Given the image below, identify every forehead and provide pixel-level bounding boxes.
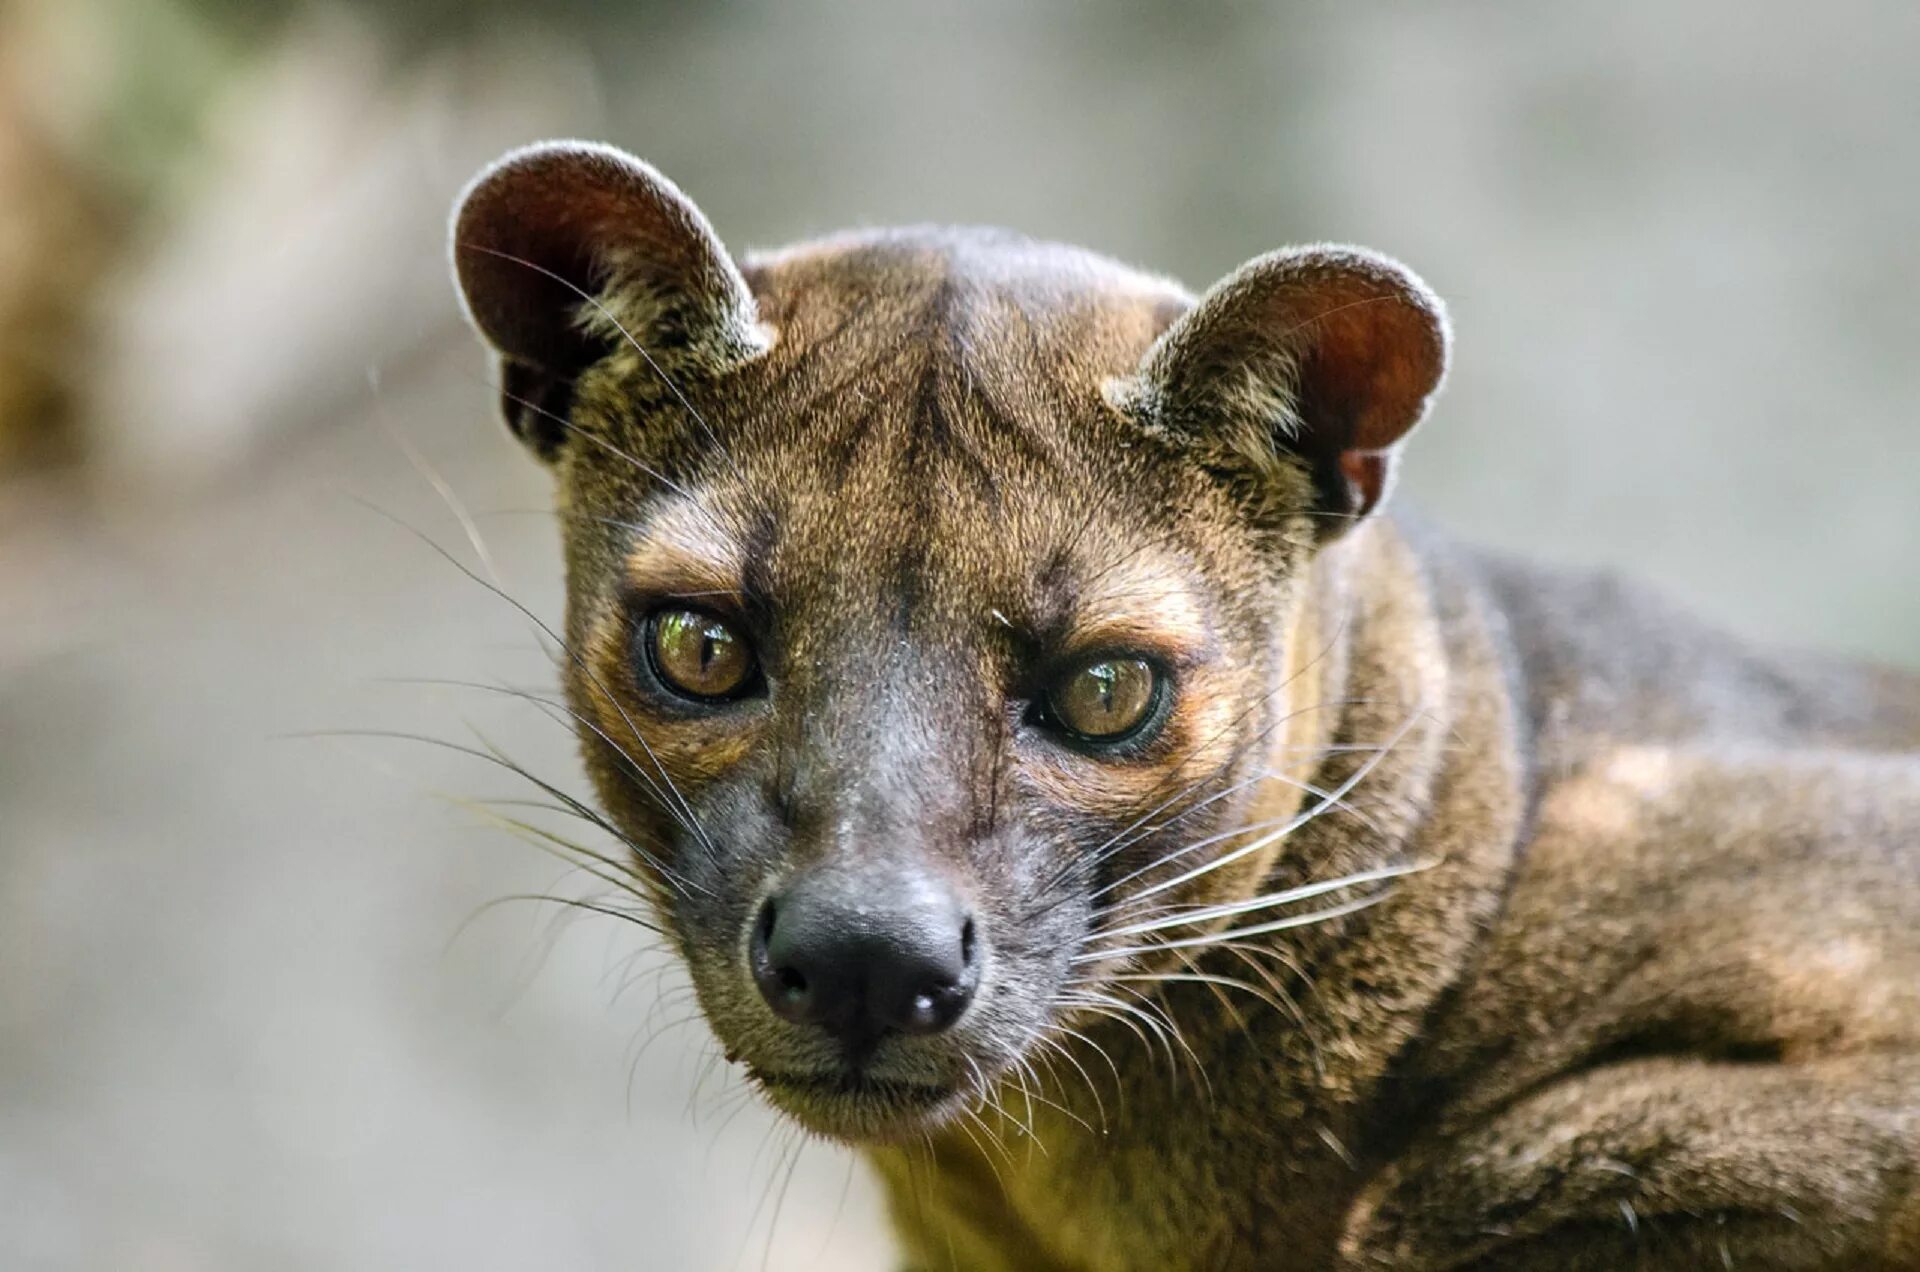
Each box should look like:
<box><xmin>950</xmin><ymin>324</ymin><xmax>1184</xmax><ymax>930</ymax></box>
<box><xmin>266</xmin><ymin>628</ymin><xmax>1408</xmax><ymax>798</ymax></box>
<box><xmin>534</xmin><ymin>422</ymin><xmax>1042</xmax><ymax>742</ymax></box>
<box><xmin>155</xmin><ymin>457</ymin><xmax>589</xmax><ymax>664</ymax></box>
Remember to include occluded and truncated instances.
<box><xmin>741</xmin><ymin>226</ymin><xmax>1191</xmax><ymax>386</ymax></box>
<box><xmin>727</xmin><ymin>231</ymin><xmax>1203</xmax><ymax>608</ymax></box>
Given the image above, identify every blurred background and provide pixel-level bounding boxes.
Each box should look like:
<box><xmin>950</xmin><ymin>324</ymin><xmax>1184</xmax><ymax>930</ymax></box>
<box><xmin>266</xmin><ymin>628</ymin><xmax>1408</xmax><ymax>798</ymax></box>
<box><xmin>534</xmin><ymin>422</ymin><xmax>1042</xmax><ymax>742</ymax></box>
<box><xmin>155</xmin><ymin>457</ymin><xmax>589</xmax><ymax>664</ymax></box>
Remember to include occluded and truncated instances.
<box><xmin>3</xmin><ymin>1</ymin><xmax>1917</xmax><ymax>1268</ymax></box>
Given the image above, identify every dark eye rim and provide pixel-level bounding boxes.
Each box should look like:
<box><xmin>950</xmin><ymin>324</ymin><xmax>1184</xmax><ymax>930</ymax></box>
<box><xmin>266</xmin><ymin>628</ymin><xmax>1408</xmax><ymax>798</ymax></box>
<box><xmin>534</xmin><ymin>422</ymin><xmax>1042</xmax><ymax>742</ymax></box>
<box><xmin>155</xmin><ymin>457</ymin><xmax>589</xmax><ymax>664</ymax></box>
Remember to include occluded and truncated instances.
<box><xmin>636</xmin><ymin>604</ymin><xmax>766</xmax><ymax>706</ymax></box>
<box><xmin>1028</xmin><ymin>653</ymin><xmax>1173</xmax><ymax>755</ymax></box>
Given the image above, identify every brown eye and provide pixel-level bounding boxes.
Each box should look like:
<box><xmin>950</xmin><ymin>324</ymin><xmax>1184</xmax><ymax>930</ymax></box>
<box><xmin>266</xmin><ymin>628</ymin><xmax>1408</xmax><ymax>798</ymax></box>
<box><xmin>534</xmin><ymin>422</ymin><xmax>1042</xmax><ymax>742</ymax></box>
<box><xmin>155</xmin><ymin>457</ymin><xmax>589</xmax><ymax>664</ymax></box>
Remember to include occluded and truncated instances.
<box><xmin>1046</xmin><ymin>657</ymin><xmax>1162</xmax><ymax>744</ymax></box>
<box><xmin>646</xmin><ymin>608</ymin><xmax>756</xmax><ymax>701</ymax></box>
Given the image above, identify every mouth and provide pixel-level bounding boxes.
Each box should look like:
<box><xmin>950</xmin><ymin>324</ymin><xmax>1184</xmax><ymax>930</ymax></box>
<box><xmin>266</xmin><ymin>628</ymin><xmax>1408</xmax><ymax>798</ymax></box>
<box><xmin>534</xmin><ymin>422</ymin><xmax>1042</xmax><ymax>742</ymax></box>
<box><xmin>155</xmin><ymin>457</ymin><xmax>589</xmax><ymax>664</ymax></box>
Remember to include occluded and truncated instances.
<box><xmin>747</xmin><ymin>1066</ymin><xmax>966</xmax><ymax>1141</ymax></box>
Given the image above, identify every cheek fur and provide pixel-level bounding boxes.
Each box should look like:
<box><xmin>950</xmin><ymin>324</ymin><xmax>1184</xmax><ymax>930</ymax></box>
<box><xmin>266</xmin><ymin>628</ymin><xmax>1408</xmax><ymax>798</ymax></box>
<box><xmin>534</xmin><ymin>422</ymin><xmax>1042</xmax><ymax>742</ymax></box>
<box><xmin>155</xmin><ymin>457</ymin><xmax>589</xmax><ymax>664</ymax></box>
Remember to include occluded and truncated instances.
<box><xmin>572</xmin><ymin>608</ymin><xmax>766</xmax><ymax>814</ymax></box>
<box><xmin>1016</xmin><ymin>659</ymin><xmax>1261</xmax><ymax>823</ymax></box>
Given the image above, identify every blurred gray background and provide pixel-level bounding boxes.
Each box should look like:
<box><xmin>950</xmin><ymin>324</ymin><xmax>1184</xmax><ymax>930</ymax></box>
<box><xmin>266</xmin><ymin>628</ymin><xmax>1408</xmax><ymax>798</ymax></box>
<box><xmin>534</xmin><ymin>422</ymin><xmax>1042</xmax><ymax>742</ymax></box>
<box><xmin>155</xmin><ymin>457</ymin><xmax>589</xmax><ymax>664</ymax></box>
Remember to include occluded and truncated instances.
<box><xmin>2</xmin><ymin>1</ymin><xmax>1917</xmax><ymax>1269</ymax></box>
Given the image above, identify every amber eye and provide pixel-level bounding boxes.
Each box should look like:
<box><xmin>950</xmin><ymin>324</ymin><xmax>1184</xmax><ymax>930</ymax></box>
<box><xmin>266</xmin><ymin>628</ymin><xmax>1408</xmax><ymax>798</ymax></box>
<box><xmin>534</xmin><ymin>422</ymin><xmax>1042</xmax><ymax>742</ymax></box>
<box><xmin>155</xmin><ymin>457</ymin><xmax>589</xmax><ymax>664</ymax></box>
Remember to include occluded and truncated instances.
<box><xmin>645</xmin><ymin>607</ymin><xmax>757</xmax><ymax>701</ymax></box>
<box><xmin>1044</xmin><ymin>657</ymin><xmax>1163</xmax><ymax>744</ymax></box>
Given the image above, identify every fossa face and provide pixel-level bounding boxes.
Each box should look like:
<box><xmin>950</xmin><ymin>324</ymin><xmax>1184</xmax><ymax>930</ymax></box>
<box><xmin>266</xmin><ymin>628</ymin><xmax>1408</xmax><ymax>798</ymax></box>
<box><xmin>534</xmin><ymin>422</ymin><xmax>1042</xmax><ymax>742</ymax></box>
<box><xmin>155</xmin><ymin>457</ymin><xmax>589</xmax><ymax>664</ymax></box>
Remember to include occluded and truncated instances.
<box><xmin>453</xmin><ymin>142</ymin><xmax>1446</xmax><ymax>1142</ymax></box>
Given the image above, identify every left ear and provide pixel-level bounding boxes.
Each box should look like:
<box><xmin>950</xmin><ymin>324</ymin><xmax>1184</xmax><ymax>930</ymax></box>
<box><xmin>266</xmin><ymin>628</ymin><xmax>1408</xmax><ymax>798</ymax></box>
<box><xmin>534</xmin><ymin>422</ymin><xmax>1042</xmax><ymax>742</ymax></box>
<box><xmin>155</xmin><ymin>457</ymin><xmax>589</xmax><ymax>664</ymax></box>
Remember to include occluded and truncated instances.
<box><xmin>1114</xmin><ymin>245</ymin><xmax>1448</xmax><ymax>536</ymax></box>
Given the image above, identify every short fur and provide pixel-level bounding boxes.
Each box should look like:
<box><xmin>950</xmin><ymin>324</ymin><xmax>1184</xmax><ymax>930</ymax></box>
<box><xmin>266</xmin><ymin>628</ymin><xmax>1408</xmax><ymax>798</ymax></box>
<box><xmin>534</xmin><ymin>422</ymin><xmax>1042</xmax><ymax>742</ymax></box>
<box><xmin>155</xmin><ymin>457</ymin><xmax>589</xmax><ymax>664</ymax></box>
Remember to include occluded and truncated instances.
<box><xmin>451</xmin><ymin>142</ymin><xmax>1920</xmax><ymax>1270</ymax></box>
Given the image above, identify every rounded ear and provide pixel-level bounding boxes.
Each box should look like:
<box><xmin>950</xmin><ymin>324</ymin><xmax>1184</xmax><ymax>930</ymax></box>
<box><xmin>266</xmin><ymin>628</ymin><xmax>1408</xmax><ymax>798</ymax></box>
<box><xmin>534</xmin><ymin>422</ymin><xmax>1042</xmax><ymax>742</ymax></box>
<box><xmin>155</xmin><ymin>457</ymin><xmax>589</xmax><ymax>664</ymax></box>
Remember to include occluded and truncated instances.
<box><xmin>1116</xmin><ymin>245</ymin><xmax>1448</xmax><ymax>535</ymax></box>
<box><xmin>449</xmin><ymin>140</ymin><xmax>767</xmax><ymax>460</ymax></box>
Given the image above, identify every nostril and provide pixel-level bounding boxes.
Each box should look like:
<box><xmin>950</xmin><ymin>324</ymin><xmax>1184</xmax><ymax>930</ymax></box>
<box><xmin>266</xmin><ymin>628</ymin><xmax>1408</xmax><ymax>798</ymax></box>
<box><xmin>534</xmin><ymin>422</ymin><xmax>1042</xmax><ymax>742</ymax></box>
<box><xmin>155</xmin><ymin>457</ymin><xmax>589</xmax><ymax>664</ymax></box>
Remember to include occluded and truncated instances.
<box><xmin>752</xmin><ymin>896</ymin><xmax>824</xmax><ymax>1026</ymax></box>
<box><xmin>960</xmin><ymin>915</ymin><xmax>977</xmax><ymax>967</ymax></box>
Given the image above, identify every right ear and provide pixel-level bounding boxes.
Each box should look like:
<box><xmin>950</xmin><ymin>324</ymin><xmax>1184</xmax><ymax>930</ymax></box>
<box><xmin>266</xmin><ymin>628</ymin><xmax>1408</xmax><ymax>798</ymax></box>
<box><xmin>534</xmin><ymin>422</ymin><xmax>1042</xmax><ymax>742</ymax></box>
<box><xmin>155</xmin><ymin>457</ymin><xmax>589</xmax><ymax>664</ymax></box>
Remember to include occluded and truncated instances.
<box><xmin>450</xmin><ymin>141</ymin><xmax>768</xmax><ymax>461</ymax></box>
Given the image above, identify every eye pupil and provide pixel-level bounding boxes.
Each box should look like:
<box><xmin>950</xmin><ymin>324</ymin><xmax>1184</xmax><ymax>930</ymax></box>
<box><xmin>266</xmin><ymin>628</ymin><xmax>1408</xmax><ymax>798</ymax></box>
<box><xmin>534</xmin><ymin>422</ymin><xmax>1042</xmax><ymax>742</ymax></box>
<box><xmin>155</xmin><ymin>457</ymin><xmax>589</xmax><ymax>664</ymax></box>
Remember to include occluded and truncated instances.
<box><xmin>1094</xmin><ymin>664</ymin><xmax>1117</xmax><ymax>712</ymax></box>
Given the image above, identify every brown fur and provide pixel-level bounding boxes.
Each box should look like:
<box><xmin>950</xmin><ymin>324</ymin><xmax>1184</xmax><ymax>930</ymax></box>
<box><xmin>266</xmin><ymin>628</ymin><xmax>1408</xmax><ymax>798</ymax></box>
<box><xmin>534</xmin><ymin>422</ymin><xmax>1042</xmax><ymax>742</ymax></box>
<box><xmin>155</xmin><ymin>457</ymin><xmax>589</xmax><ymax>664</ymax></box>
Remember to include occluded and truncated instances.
<box><xmin>451</xmin><ymin>142</ymin><xmax>1920</xmax><ymax>1270</ymax></box>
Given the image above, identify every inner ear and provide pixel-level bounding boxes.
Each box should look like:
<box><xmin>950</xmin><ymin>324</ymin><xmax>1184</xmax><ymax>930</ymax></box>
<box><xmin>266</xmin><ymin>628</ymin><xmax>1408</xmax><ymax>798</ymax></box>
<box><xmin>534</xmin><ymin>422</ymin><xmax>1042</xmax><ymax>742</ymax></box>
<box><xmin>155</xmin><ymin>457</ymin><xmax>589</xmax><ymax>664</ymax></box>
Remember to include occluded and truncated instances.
<box><xmin>1124</xmin><ymin>245</ymin><xmax>1449</xmax><ymax>533</ymax></box>
<box><xmin>450</xmin><ymin>140</ymin><xmax>767</xmax><ymax>458</ymax></box>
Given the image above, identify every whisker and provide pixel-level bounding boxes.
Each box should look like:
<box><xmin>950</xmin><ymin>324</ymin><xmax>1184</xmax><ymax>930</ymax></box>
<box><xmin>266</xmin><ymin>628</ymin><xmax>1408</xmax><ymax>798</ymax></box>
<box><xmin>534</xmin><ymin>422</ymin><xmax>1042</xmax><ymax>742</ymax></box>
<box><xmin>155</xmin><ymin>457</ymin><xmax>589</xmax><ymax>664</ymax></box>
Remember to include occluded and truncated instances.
<box><xmin>465</xmin><ymin>724</ymin><xmax>703</xmax><ymax>894</ymax></box>
<box><xmin>449</xmin><ymin>892</ymin><xmax>666</xmax><ymax>949</ymax></box>
<box><xmin>295</xmin><ymin>727</ymin><xmax>699</xmax><ymax>897</ymax></box>
<box><xmin>352</xmin><ymin>498</ymin><xmax>721</xmax><ymax>862</ymax></box>
<box><xmin>1087</xmin><ymin>766</ymin><xmax>1383</xmax><ymax>909</ymax></box>
<box><xmin>1062</xmin><ymin>987</ymin><xmax>1182</xmax><ymax>1085</ymax></box>
<box><xmin>1046</xmin><ymin>1022</ymin><xmax>1124</xmax><ymax>1120</ymax></box>
<box><xmin>1041</xmin><ymin>1040</ymin><xmax>1111</xmax><ymax>1132</ymax></box>
<box><xmin>1093</xmin><ymin>859</ymin><xmax>1432</xmax><ymax>944</ymax></box>
<box><xmin>733</xmin><ymin>1123</ymin><xmax>799</xmax><ymax>1272</ymax></box>
<box><xmin>1110</xmin><ymin>981</ymin><xmax>1212</xmax><ymax>1103</ymax></box>
<box><xmin>359</xmin><ymin>422</ymin><xmax>709</xmax><ymax>897</ymax></box>
<box><xmin>954</xmin><ymin>1108</ymin><xmax>1015</xmax><ymax>1189</ymax></box>
<box><xmin>1083</xmin><ymin>768</ymin><xmax>1302</xmax><ymax>876</ymax></box>
<box><xmin>375</xmin><ymin>410</ymin><xmax>507</xmax><ymax>591</ymax></box>
<box><xmin>452</xmin><ymin>794</ymin><xmax>683</xmax><ymax>905</ymax></box>
<box><xmin>1018</xmin><ymin>1033</ymin><xmax>1102</xmax><ymax>1134</ymax></box>
<box><xmin>609</xmin><ymin>946</ymin><xmax>680</xmax><ymax>1007</ymax></box>
<box><xmin>1216</xmin><ymin>943</ymin><xmax>1310</xmax><ymax>1023</ymax></box>
<box><xmin>1074</xmin><ymin>886</ymin><xmax>1399</xmax><ymax>963</ymax></box>
<box><xmin>1025</xmin><ymin>601</ymin><xmax>1361</xmax><ymax>901</ymax></box>
<box><xmin>1052</xmin><ymin>990</ymin><xmax>1164</xmax><ymax>1069</ymax></box>
<box><xmin>1109</xmin><ymin>704</ymin><xmax>1427</xmax><ymax>908</ymax></box>
<box><xmin>379</xmin><ymin>674</ymin><xmax>701</xmax><ymax>841</ymax></box>
<box><xmin>1026</xmin><ymin>693</ymin><xmax>1385</xmax><ymax>923</ymax></box>
<box><xmin>1220</xmin><ymin>938</ymin><xmax>1329</xmax><ymax>1075</ymax></box>
<box><xmin>758</xmin><ymin>1130</ymin><xmax>807</xmax><ymax>1272</ymax></box>
<box><xmin>1004</xmin><ymin>1056</ymin><xmax>1049</xmax><ymax>1148</ymax></box>
<box><xmin>1098</xmin><ymin>969</ymin><xmax>1299</xmax><ymax>1027</ymax></box>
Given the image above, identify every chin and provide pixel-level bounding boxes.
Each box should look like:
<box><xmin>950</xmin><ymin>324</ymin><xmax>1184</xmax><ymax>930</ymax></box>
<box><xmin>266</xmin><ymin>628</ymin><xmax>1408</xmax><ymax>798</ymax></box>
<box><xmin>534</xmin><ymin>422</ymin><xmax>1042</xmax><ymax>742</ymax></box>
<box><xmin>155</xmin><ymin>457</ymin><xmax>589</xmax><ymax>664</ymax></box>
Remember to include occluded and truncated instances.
<box><xmin>749</xmin><ymin>1067</ymin><xmax>976</xmax><ymax>1144</ymax></box>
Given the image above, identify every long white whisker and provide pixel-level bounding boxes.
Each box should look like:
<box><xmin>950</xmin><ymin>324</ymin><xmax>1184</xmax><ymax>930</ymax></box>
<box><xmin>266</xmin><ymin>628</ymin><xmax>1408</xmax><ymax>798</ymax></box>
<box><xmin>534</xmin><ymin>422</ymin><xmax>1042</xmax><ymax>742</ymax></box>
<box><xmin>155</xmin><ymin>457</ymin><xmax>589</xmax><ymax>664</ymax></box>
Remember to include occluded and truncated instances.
<box><xmin>1088</xmin><ymin>765</ymin><xmax>1383</xmax><ymax>911</ymax></box>
<box><xmin>1097</xmin><ymin>970</ymin><xmax>1298</xmax><ymax>1024</ymax></box>
<box><xmin>387</xmin><ymin>674</ymin><xmax>701</xmax><ymax>841</ymax></box>
<box><xmin>1093</xmin><ymin>860</ymin><xmax>1432</xmax><ymax>945</ymax></box>
<box><xmin>1116</xmin><ymin>705</ymin><xmax>1427</xmax><ymax>906</ymax></box>
<box><xmin>1073</xmin><ymin>887</ymin><xmax>1398</xmax><ymax>963</ymax></box>
<box><xmin>1025</xmin><ymin>1030</ymin><xmax>1106</xmax><ymax>1133</ymax></box>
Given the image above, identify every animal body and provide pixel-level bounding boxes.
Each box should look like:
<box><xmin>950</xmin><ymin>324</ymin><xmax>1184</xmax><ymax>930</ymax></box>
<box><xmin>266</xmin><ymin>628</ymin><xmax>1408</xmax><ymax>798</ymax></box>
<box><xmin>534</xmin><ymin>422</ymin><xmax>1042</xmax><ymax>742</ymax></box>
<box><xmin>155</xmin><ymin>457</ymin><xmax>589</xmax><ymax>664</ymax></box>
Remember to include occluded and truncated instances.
<box><xmin>450</xmin><ymin>140</ymin><xmax>1920</xmax><ymax>1270</ymax></box>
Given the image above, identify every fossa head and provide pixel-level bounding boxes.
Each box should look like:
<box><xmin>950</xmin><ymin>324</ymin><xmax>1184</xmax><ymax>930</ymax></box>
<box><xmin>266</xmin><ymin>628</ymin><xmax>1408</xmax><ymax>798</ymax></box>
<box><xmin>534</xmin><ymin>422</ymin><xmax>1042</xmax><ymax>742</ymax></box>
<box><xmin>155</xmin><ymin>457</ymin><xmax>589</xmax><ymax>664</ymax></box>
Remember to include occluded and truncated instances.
<box><xmin>451</xmin><ymin>141</ymin><xmax>1447</xmax><ymax>1143</ymax></box>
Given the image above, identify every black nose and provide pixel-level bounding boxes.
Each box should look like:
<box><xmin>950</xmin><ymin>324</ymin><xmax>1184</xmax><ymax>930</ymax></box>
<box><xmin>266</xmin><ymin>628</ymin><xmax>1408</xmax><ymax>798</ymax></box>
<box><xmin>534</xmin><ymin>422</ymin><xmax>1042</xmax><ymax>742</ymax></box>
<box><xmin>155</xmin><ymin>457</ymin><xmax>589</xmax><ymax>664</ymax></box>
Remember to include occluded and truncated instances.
<box><xmin>749</xmin><ymin>871</ymin><xmax>979</xmax><ymax>1049</ymax></box>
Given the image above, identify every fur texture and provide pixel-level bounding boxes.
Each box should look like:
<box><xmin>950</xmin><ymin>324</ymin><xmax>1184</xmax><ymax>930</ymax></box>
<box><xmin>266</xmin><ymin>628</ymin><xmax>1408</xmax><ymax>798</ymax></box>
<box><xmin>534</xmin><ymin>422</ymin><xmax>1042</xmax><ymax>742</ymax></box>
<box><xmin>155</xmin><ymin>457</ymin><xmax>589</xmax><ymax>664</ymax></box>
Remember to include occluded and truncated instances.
<box><xmin>451</xmin><ymin>142</ymin><xmax>1920</xmax><ymax>1270</ymax></box>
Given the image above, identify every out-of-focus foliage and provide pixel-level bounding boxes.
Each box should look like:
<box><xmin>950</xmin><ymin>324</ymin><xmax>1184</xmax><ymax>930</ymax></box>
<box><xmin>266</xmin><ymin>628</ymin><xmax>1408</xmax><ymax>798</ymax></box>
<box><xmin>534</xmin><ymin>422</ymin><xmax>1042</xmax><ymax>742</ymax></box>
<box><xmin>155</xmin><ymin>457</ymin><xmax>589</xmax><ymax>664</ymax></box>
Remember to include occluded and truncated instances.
<box><xmin>185</xmin><ymin>0</ymin><xmax>667</xmax><ymax>50</ymax></box>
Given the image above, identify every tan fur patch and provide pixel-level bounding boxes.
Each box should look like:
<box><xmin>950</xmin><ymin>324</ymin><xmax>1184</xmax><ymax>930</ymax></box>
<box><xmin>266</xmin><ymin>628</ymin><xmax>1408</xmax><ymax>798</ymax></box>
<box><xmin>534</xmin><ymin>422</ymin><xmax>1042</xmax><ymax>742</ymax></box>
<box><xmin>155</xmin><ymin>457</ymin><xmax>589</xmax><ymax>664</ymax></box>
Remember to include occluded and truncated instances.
<box><xmin>619</xmin><ymin>494</ymin><xmax>747</xmax><ymax>604</ymax></box>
